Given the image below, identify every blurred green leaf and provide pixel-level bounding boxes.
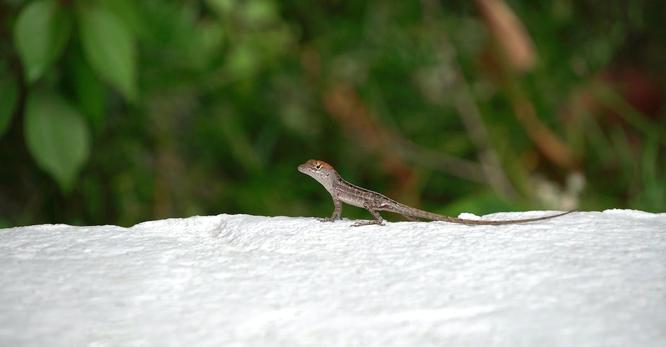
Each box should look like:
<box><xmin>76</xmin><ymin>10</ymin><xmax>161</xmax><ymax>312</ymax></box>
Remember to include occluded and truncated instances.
<box><xmin>24</xmin><ymin>92</ymin><xmax>90</xmax><ymax>192</ymax></box>
<box><xmin>79</xmin><ymin>5</ymin><xmax>137</xmax><ymax>100</ymax></box>
<box><xmin>187</xmin><ymin>21</ymin><xmax>225</xmax><ymax>70</ymax></box>
<box><xmin>73</xmin><ymin>56</ymin><xmax>106</xmax><ymax>132</ymax></box>
<box><xmin>13</xmin><ymin>0</ymin><xmax>71</xmax><ymax>83</ymax></box>
<box><xmin>0</xmin><ymin>77</ymin><xmax>19</xmax><ymax>137</ymax></box>
<box><xmin>226</xmin><ymin>44</ymin><xmax>258</xmax><ymax>80</ymax></box>
<box><xmin>98</xmin><ymin>0</ymin><xmax>146</xmax><ymax>37</ymax></box>
<box><xmin>206</xmin><ymin>0</ymin><xmax>236</xmax><ymax>17</ymax></box>
<box><xmin>168</xmin><ymin>17</ymin><xmax>225</xmax><ymax>72</ymax></box>
<box><xmin>242</xmin><ymin>1</ymin><xmax>276</xmax><ymax>25</ymax></box>
<box><xmin>220</xmin><ymin>113</ymin><xmax>261</xmax><ymax>172</ymax></box>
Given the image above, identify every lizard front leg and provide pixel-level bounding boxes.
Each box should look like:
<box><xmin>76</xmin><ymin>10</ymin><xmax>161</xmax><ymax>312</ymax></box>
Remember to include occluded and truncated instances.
<box><xmin>319</xmin><ymin>196</ymin><xmax>342</xmax><ymax>222</ymax></box>
<box><xmin>352</xmin><ymin>203</ymin><xmax>384</xmax><ymax>227</ymax></box>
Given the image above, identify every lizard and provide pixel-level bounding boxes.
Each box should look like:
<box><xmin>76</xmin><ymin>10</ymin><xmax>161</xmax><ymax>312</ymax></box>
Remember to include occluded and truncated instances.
<box><xmin>297</xmin><ymin>159</ymin><xmax>573</xmax><ymax>227</ymax></box>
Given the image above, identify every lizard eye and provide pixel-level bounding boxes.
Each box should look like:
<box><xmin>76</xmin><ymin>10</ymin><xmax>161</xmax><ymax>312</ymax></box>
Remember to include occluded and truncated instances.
<box><xmin>315</xmin><ymin>163</ymin><xmax>321</xmax><ymax>170</ymax></box>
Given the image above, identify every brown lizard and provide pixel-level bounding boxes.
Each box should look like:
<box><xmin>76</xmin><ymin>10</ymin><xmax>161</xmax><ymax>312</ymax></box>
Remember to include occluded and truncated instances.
<box><xmin>298</xmin><ymin>159</ymin><xmax>573</xmax><ymax>226</ymax></box>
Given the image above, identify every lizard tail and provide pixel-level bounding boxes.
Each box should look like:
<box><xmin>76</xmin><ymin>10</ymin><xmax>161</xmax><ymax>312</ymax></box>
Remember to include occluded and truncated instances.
<box><xmin>401</xmin><ymin>206</ymin><xmax>574</xmax><ymax>225</ymax></box>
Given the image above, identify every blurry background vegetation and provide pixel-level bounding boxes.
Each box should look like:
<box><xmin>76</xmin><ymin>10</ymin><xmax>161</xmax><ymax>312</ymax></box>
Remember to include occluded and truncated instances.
<box><xmin>0</xmin><ymin>0</ymin><xmax>664</xmax><ymax>227</ymax></box>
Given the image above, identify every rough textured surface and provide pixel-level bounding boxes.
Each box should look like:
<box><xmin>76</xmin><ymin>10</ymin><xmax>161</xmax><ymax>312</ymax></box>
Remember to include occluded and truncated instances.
<box><xmin>1</xmin><ymin>210</ymin><xmax>665</xmax><ymax>346</ymax></box>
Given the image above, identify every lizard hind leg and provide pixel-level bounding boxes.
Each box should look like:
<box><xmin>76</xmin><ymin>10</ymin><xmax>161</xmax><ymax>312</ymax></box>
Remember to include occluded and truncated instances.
<box><xmin>352</xmin><ymin>204</ymin><xmax>385</xmax><ymax>227</ymax></box>
<box><xmin>351</xmin><ymin>219</ymin><xmax>383</xmax><ymax>227</ymax></box>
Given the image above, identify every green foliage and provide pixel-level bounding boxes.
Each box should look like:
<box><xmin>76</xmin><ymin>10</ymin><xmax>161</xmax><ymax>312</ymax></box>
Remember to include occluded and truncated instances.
<box><xmin>0</xmin><ymin>0</ymin><xmax>664</xmax><ymax>226</ymax></box>
<box><xmin>78</xmin><ymin>4</ymin><xmax>137</xmax><ymax>101</ymax></box>
<box><xmin>71</xmin><ymin>56</ymin><xmax>106</xmax><ymax>132</ymax></box>
<box><xmin>24</xmin><ymin>92</ymin><xmax>90</xmax><ymax>192</ymax></box>
<box><xmin>14</xmin><ymin>0</ymin><xmax>71</xmax><ymax>83</ymax></box>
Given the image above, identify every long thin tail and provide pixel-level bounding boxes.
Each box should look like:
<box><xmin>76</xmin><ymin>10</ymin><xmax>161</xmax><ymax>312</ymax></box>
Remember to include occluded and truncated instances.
<box><xmin>402</xmin><ymin>207</ymin><xmax>574</xmax><ymax>225</ymax></box>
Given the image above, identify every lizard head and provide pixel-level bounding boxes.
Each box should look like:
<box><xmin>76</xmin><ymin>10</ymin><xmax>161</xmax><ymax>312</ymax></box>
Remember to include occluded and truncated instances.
<box><xmin>298</xmin><ymin>159</ymin><xmax>338</xmax><ymax>188</ymax></box>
